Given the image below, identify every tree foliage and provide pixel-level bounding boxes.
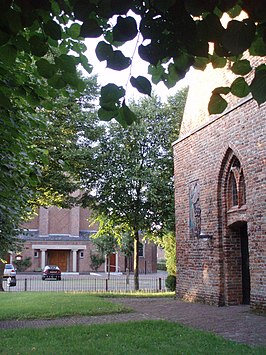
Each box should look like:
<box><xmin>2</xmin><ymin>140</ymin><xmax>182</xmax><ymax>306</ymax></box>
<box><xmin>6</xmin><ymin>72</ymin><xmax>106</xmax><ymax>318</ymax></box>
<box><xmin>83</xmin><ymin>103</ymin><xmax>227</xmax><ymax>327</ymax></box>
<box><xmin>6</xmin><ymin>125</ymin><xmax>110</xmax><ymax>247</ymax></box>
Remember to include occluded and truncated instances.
<box><xmin>0</xmin><ymin>0</ymin><xmax>265</xmax><ymax>130</ymax></box>
<box><xmin>81</xmin><ymin>89</ymin><xmax>187</xmax><ymax>288</ymax></box>
<box><xmin>0</xmin><ymin>74</ymin><xmax>100</xmax><ymax>262</ymax></box>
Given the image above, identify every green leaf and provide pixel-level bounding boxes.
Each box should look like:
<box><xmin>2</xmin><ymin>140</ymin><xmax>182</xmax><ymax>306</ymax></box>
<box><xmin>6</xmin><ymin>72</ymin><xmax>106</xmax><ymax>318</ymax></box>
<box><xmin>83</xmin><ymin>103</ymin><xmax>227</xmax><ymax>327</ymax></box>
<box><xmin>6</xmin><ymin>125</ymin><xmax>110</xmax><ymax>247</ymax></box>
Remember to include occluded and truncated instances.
<box><xmin>80</xmin><ymin>19</ymin><xmax>102</xmax><ymax>38</ymax></box>
<box><xmin>193</xmin><ymin>57</ymin><xmax>209</xmax><ymax>71</ymax></box>
<box><xmin>106</xmin><ymin>50</ymin><xmax>131</xmax><ymax>70</ymax></box>
<box><xmin>100</xmin><ymin>83</ymin><xmax>125</xmax><ymax>111</ymax></box>
<box><xmin>230</xmin><ymin>77</ymin><xmax>249</xmax><ymax>97</ymax></box>
<box><xmin>36</xmin><ymin>59</ymin><xmax>57</xmax><ymax>79</ymax></box>
<box><xmin>231</xmin><ymin>60</ymin><xmax>252</xmax><ymax>75</ymax></box>
<box><xmin>110</xmin><ymin>0</ymin><xmax>133</xmax><ymax>15</ymax></box>
<box><xmin>96</xmin><ymin>41</ymin><xmax>113</xmax><ymax>62</ymax></box>
<box><xmin>47</xmin><ymin>75</ymin><xmax>66</xmax><ymax>89</ymax></box>
<box><xmin>130</xmin><ymin>76</ymin><xmax>152</xmax><ymax>96</ymax></box>
<box><xmin>29</xmin><ymin>36</ymin><xmax>49</xmax><ymax>57</ymax></box>
<box><xmin>250</xmin><ymin>65</ymin><xmax>266</xmax><ymax>105</ymax></box>
<box><xmin>116</xmin><ymin>103</ymin><xmax>137</xmax><ymax>127</ymax></box>
<box><xmin>68</xmin><ymin>23</ymin><xmax>81</xmax><ymax>39</ymax></box>
<box><xmin>221</xmin><ymin>20</ymin><xmax>255</xmax><ymax>55</ymax></box>
<box><xmin>55</xmin><ymin>54</ymin><xmax>77</xmax><ymax>73</ymax></box>
<box><xmin>249</xmin><ymin>36</ymin><xmax>266</xmax><ymax>56</ymax></box>
<box><xmin>212</xmin><ymin>87</ymin><xmax>230</xmax><ymax>95</ymax></box>
<box><xmin>0</xmin><ymin>30</ymin><xmax>10</xmax><ymax>46</ymax></box>
<box><xmin>154</xmin><ymin>0</ymin><xmax>176</xmax><ymax>11</ymax></box>
<box><xmin>113</xmin><ymin>16</ymin><xmax>138</xmax><ymax>42</ymax></box>
<box><xmin>148</xmin><ymin>64</ymin><xmax>165</xmax><ymax>84</ymax></box>
<box><xmin>43</xmin><ymin>20</ymin><xmax>62</xmax><ymax>40</ymax></box>
<box><xmin>208</xmin><ymin>94</ymin><xmax>228</xmax><ymax>114</ymax></box>
<box><xmin>98</xmin><ymin>108</ymin><xmax>118</xmax><ymax>121</ymax></box>
<box><xmin>0</xmin><ymin>44</ymin><xmax>17</xmax><ymax>66</ymax></box>
<box><xmin>228</xmin><ymin>4</ymin><xmax>242</xmax><ymax>18</ymax></box>
<box><xmin>0</xmin><ymin>91</ymin><xmax>12</xmax><ymax>109</ymax></box>
<box><xmin>211</xmin><ymin>54</ymin><xmax>226</xmax><ymax>69</ymax></box>
<box><xmin>79</xmin><ymin>54</ymin><xmax>92</xmax><ymax>74</ymax></box>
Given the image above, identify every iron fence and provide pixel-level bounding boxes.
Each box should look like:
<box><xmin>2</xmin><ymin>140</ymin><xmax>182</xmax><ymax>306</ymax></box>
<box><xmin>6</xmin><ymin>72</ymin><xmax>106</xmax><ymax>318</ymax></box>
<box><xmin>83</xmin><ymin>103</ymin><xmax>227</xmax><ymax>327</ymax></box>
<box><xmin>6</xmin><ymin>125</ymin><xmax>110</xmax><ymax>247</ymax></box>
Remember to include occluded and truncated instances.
<box><xmin>2</xmin><ymin>275</ymin><xmax>167</xmax><ymax>293</ymax></box>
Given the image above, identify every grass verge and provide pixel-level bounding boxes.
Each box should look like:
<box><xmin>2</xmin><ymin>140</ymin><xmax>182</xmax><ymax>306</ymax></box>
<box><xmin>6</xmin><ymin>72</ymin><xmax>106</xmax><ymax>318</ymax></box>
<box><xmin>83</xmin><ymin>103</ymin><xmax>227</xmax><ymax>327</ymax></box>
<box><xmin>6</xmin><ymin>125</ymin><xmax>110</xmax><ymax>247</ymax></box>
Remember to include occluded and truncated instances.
<box><xmin>0</xmin><ymin>320</ymin><xmax>265</xmax><ymax>355</ymax></box>
<box><xmin>0</xmin><ymin>292</ymin><xmax>131</xmax><ymax>320</ymax></box>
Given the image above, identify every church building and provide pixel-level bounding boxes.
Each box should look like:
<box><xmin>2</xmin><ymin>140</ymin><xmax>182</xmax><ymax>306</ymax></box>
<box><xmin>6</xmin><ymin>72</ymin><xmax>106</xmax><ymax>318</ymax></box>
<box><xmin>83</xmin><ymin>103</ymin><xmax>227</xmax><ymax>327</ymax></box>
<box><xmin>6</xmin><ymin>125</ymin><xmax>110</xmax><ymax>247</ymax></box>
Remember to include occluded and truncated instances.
<box><xmin>173</xmin><ymin>58</ymin><xmax>265</xmax><ymax>312</ymax></box>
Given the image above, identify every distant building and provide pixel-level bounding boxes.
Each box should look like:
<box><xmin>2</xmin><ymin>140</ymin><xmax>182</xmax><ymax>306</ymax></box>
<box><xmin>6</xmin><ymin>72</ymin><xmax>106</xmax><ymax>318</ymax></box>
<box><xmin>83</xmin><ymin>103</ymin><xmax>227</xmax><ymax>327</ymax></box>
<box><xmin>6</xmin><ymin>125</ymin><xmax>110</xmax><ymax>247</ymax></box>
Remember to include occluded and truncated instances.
<box><xmin>9</xmin><ymin>205</ymin><xmax>157</xmax><ymax>274</ymax></box>
<box><xmin>173</xmin><ymin>57</ymin><xmax>265</xmax><ymax>312</ymax></box>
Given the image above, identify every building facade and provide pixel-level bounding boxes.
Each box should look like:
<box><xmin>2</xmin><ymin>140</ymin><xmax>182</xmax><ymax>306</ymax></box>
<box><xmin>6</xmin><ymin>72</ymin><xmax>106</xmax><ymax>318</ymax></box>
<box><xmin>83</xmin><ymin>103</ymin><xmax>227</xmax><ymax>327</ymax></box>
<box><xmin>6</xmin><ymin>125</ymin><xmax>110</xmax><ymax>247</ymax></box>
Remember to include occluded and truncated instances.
<box><xmin>173</xmin><ymin>60</ymin><xmax>265</xmax><ymax>312</ymax></box>
<box><xmin>10</xmin><ymin>206</ymin><xmax>157</xmax><ymax>274</ymax></box>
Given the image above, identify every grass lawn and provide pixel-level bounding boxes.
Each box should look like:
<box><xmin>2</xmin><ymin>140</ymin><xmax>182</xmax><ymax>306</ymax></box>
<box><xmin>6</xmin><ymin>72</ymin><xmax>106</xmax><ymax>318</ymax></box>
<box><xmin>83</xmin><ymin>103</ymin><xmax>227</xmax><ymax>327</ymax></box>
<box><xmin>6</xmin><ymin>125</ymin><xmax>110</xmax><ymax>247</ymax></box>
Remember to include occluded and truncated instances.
<box><xmin>0</xmin><ymin>320</ymin><xmax>265</xmax><ymax>355</ymax></box>
<box><xmin>0</xmin><ymin>292</ymin><xmax>131</xmax><ymax>320</ymax></box>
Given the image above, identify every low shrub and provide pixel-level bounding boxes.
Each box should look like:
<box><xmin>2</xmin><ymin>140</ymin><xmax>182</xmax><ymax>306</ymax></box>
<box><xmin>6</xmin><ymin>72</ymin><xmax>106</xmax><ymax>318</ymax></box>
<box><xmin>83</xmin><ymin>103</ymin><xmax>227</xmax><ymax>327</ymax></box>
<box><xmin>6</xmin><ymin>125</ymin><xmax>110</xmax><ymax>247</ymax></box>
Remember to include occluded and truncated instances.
<box><xmin>165</xmin><ymin>274</ymin><xmax>176</xmax><ymax>291</ymax></box>
<box><xmin>157</xmin><ymin>262</ymin><xmax>167</xmax><ymax>271</ymax></box>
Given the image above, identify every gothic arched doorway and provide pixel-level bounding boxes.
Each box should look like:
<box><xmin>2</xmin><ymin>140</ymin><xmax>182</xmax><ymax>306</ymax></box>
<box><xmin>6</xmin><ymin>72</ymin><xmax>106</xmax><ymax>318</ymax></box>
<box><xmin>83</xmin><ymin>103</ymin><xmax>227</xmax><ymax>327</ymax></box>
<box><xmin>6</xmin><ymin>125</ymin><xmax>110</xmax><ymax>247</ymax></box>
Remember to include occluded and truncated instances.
<box><xmin>218</xmin><ymin>148</ymin><xmax>249</xmax><ymax>305</ymax></box>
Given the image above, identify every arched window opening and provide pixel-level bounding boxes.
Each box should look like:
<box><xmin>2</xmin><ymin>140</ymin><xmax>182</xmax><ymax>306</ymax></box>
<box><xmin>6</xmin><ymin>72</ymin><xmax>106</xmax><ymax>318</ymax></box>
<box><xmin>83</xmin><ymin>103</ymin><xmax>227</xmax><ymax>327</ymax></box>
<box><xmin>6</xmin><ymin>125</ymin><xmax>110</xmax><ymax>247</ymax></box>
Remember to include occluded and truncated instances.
<box><xmin>239</xmin><ymin>173</ymin><xmax>246</xmax><ymax>206</ymax></box>
<box><xmin>227</xmin><ymin>156</ymin><xmax>246</xmax><ymax>209</ymax></box>
<box><xmin>228</xmin><ymin>173</ymin><xmax>238</xmax><ymax>208</ymax></box>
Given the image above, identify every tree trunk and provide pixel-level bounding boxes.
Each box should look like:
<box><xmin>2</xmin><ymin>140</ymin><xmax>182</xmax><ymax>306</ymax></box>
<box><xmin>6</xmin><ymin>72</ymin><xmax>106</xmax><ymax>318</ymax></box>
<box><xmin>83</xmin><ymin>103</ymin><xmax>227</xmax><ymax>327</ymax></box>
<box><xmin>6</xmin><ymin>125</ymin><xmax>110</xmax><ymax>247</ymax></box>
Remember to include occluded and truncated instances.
<box><xmin>107</xmin><ymin>254</ymin><xmax>110</xmax><ymax>280</ymax></box>
<box><xmin>0</xmin><ymin>261</ymin><xmax>5</xmax><ymax>292</ymax></box>
<box><xmin>133</xmin><ymin>230</ymin><xmax>139</xmax><ymax>290</ymax></box>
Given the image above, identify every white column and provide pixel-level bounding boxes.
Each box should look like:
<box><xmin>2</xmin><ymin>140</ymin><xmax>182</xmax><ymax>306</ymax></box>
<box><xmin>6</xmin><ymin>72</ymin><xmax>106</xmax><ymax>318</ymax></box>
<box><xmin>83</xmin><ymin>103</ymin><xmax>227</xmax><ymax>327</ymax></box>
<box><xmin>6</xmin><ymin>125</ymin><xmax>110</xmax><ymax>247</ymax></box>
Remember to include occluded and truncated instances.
<box><xmin>41</xmin><ymin>249</ymin><xmax>47</xmax><ymax>269</ymax></box>
<box><xmin>72</xmin><ymin>249</ymin><xmax>78</xmax><ymax>272</ymax></box>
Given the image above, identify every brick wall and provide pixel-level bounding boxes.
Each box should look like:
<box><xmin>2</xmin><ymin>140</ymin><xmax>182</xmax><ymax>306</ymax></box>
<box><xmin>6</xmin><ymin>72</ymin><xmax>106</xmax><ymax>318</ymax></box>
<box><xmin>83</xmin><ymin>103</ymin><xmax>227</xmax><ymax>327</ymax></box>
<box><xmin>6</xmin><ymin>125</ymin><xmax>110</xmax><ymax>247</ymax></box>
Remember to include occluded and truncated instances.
<box><xmin>173</xmin><ymin>99</ymin><xmax>266</xmax><ymax>312</ymax></box>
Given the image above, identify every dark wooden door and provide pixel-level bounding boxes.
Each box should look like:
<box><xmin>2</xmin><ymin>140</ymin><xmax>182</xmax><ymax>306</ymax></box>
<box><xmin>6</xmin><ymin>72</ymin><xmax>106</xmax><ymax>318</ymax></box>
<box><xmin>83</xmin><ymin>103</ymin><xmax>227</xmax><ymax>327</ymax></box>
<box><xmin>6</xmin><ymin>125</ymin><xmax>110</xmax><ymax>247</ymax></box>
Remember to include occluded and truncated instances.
<box><xmin>240</xmin><ymin>224</ymin><xmax>250</xmax><ymax>304</ymax></box>
<box><xmin>48</xmin><ymin>250</ymin><xmax>68</xmax><ymax>272</ymax></box>
<box><xmin>109</xmin><ymin>253</ymin><xmax>116</xmax><ymax>272</ymax></box>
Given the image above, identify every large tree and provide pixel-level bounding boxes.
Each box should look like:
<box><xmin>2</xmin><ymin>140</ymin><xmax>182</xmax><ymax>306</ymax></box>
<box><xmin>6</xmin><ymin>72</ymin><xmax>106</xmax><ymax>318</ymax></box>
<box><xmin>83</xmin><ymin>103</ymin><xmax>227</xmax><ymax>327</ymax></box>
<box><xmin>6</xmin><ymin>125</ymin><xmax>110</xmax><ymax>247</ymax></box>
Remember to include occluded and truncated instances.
<box><xmin>81</xmin><ymin>90</ymin><xmax>187</xmax><ymax>289</ymax></box>
<box><xmin>0</xmin><ymin>75</ymin><xmax>100</xmax><ymax>289</ymax></box>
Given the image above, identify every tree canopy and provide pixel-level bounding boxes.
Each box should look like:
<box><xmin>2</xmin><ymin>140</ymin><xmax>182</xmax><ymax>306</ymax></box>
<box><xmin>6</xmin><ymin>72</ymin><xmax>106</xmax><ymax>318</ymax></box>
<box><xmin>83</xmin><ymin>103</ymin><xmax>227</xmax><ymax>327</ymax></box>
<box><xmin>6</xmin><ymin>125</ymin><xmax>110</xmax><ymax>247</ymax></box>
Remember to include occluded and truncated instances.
<box><xmin>80</xmin><ymin>90</ymin><xmax>187</xmax><ymax>288</ymax></box>
<box><xmin>0</xmin><ymin>0</ymin><xmax>265</xmax><ymax>129</ymax></box>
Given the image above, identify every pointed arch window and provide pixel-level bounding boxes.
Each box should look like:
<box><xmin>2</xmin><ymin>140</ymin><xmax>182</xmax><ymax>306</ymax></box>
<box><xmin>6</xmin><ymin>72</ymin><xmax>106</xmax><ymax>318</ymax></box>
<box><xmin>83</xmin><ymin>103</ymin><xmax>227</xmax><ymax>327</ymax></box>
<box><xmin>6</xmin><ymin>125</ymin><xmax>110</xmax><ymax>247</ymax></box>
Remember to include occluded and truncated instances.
<box><xmin>227</xmin><ymin>157</ymin><xmax>246</xmax><ymax>209</ymax></box>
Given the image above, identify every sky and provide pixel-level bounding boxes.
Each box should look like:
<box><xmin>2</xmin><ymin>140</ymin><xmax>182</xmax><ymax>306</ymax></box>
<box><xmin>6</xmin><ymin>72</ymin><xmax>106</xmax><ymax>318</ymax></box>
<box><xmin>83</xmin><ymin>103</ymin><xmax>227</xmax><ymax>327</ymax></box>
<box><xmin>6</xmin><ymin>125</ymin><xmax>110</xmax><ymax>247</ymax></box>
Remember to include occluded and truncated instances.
<box><xmin>84</xmin><ymin>36</ymin><xmax>192</xmax><ymax>103</ymax></box>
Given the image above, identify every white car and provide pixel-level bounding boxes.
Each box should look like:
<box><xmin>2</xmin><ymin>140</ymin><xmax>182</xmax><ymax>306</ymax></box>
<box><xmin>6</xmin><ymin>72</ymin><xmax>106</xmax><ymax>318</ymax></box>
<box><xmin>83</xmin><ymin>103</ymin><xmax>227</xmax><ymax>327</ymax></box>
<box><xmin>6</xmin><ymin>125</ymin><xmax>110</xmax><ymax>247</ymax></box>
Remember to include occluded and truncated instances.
<box><xmin>3</xmin><ymin>264</ymin><xmax>16</xmax><ymax>278</ymax></box>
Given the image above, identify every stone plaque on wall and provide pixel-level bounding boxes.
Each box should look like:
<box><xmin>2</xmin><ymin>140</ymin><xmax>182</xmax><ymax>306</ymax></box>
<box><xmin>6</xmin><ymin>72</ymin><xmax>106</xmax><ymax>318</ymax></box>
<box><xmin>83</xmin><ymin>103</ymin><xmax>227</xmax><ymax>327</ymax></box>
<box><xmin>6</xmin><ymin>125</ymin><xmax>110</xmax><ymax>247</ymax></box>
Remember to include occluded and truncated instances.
<box><xmin>189</xmin><ymin>180</ymin><xmax>201</xmax><ymax>237</ymax></box>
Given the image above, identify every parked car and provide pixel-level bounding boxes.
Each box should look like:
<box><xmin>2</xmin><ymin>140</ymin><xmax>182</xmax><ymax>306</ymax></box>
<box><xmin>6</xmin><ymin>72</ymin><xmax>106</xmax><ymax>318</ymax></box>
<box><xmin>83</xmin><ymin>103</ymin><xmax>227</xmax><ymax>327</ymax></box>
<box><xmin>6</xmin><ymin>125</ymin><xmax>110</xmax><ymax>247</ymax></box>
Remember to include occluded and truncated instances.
<box><xmin>3</xmin><ymin>264</ymin><xmax>16</xmax><ymax>278</ymax></box>
<box><xmin>42</xmin><ymin>265</ymin><xmax>61</xmax><ymax>280</ymax></box>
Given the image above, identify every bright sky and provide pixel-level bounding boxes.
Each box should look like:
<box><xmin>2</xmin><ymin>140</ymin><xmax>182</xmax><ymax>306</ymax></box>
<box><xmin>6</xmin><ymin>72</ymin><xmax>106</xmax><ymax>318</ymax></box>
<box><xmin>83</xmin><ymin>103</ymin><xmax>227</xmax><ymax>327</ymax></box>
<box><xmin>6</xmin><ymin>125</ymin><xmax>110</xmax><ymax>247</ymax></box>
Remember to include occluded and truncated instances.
<box><xmin>84</xmin><ymin>36</ymin><xmax>192</xmax><ymax>103</ymax></box>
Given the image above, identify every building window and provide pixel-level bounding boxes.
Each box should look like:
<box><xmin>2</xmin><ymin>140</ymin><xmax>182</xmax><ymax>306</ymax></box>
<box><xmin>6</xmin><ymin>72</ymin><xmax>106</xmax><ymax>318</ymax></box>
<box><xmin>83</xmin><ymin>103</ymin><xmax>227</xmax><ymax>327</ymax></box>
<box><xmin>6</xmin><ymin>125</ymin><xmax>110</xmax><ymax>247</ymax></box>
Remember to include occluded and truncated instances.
<box><xmin>138</xmin><ymin>243</ymin><xmax>144</xmax><ymax>257</ymax></box>
<box><xmin>80</xmin><ymin>251</ymin><xmax>84</xmax><ymax>258</ymax></box>
<box><xmin>227</xmin><ymin>157</ymin><xmax>246</xmax><ymax>209</ymax></box>
<box><xmin>34</xmin><ymin>251</ymin><xmax>39</xmax><ymax>258</ymax></box>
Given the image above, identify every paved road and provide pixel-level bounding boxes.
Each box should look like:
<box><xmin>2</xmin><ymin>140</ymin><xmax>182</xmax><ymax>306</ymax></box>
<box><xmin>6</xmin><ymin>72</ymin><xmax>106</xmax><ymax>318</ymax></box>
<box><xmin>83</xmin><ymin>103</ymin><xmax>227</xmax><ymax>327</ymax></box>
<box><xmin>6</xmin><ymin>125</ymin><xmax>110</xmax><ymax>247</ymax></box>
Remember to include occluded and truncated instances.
<box><xmin>3</xmin><ymin>272</ymin><xmax>167</xmax><ymax>292</ymax></box>
<box><xmin>0</xmin><ymin>297</ymin><xmax>265</xmax><ymax>347</ymax></box>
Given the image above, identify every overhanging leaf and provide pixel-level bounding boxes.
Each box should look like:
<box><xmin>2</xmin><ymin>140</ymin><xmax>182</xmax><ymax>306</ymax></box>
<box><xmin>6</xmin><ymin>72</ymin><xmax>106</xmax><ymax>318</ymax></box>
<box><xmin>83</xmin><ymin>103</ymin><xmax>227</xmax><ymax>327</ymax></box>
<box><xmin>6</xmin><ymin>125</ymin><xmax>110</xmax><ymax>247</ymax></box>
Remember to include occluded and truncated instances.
<box><xmin>36</xmin><ymin>59</ymin><xmax>57</xmax><ymax>79</ymax></box>
<box><xmin>29</xmin><ymin>36</ymin><xmax>49</xmax><ymax>57</ymax></box>
<box><xmin>130</xmin><ymin>76</ymin><xmax>152</xmax><ymax>96</ymax></box>
<box><xmin>96</xmin><ymin>41</ymin><xmax>113</xmax><ymax>62</ymax></box>
<box><xmin>80</xmin><ymin>19</ymin><xmax>102</xmax><ymax>38</ymax></box>
<box><xmin>115</xmin><ymin>102</ymin><xmax>137</xmax><ymax>127</ymax></box>
<box><xmin>98</xmin><ymin>107</ymin><xmax>119</xmax><ymax>121</ymax></box>
<box><xmin>106</xmin><ymin>50</ymin><xmax>131</xmax><ymax>70</ymax></box>
<box><xmin>231</xmin><ymin>59</ymin><xmax>252</xmax><ymax>75</ymax></box>
<box><xmin>250</xmin><ymin>64</ymin><xmax>266</xmax><ymax>105</ymax></box>
<box><xmin>113</xmin><ymin>16</ymin><xmax>138</xmax><ymax>42</ymax></box>
<box><xmin>221</xmin><ymin>20</ymin><xmax>255</xmax><ymax>55</ymax></box>
<box><xmin>208</xmin><ymin>93</ymin><xmax>228</xmax><ymax>114</ymax></box>
<box><xmin>100</xmin><ymin>83</ymin><xmax>125</xmax><ymax>111</ymax></box>
<box><xmin>43</xmin><ymin>20</ymin><xmax>62</xmax><ymax>40</ymax></box>
<box><xmin>0</xmin><ymin>44</ymin><xmax>17</xmax><ymax>65</ymax></box>
<box><xmin>230</xmin><ymin>77</ymin><xmax>249</xmax><ymax>97</ymax></box>
<box><xmin>212</xmin><ymin>87</ymin><xmax>230</xmax><ymax>95</ymax></box>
